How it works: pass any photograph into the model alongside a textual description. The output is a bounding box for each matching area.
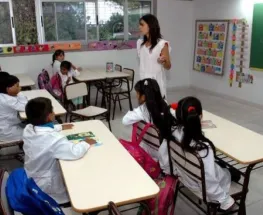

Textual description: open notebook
[201,120,216,129]
[67,131,102,146]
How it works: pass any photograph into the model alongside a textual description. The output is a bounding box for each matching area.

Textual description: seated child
[161,96,235,211]
[122,78,176,172]
[52,50,80,76]
[59,60,82,106]
[0,74,27,141]
[23,97,95,204]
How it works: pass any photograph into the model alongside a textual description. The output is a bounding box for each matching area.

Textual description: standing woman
[137,14,171,98]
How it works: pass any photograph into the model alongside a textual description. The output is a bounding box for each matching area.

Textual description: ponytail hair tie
[188,106,195,112]
[170,103,178,110]
[144,80,148,86]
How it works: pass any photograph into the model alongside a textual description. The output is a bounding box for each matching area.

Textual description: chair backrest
[115,64,122,72]
[136,121,161,152]
[0,169,14,215]
[168,138,207,201]
[123,68,135,90]
[108,202,121,215]
[65,82,88,101]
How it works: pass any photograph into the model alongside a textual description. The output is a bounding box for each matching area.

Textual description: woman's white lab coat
[23,124,90,204]
[137,39,171,98]
[160,128,234,210]
[0,92,27,141]
[122,103,170,172]
[52,60,61,76]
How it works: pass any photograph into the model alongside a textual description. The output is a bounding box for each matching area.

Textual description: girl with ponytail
[167,97,235,211]
[122,78,176,170]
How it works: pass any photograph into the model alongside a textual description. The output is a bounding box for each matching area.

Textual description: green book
[67,131,102,146]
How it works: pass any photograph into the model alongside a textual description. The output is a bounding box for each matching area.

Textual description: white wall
[0,0,194,89]
[191,0,263,105]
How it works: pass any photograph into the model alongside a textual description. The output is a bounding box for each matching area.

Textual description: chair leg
[117,95,122,111]
[207,201,220,215]
[107,112,112,132]
[95,88,99,106]
[112,95,117,120]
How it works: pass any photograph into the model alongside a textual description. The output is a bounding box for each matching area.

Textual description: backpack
[6,168,64,215]
[50,72,64,101]
[141,176,178,215]
[119,123,161,179]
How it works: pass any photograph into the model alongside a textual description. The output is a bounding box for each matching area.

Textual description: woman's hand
[158,43,171,70]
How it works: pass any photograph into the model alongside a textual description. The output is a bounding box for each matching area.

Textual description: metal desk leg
[238,163,256,215]
[125,77,133,111]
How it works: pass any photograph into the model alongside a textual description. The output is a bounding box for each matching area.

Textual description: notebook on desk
[202,120,216,129]
[67,131,102,146]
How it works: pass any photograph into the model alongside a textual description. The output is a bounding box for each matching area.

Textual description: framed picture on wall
[193,20,229,76]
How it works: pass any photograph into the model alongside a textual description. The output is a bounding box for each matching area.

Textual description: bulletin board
[250,3,263,71]
[193,20,229,76]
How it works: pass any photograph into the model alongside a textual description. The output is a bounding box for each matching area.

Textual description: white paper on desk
[202,120,216,129]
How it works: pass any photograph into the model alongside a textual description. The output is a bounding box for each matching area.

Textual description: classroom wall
[191,0,263,105]
[0,0,194,89]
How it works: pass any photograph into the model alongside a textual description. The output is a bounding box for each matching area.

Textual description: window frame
[0,0,16,47]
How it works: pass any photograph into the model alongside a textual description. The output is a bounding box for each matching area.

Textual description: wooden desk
[59,120,159,213]
[203,110,263,165]
[19,89,66,119]
[75,68,130,82]
[16,74,35,88]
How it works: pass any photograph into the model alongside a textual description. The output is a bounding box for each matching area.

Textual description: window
[42,1,86,42]
[0,0,15,46]
[128,0,151,39]
[0,0,153,47]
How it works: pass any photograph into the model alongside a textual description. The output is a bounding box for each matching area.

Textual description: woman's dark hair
[135,78,176,141]
[52,49,65,66]
[0,75,19,94]
[26,97,53,126]
[175,97,215,157]
[139,14,162,51]
[60,61,72,71]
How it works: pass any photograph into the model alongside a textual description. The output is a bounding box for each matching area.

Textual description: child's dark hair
[135,78,176,141]
[175,97,215,157]
[60,61,72,71]
[25,97,53,126]
[0,75,19,94]
[52,49,65,66]
[140,14,162,51]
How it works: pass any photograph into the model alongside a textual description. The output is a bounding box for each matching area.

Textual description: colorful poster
[14,45,50,53]
[0,47,14,55]
[87,40,136,51]
[49,42,81,51]
[193,20,229,76]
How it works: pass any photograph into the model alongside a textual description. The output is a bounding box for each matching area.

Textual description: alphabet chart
[193,20,229,76]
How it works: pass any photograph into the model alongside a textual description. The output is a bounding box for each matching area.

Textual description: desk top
[19,89,66,119]
[59,120,159,213]
[16,74,35,88]
[203,110,263,164]
[75,68,130,82]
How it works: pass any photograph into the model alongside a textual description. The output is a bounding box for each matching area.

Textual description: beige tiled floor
[2,88,263,215]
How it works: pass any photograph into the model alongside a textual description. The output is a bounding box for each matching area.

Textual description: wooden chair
[167,138,243,215]
[0,140,24,163]
[108,202,122,215]
[136,121,161,152]
[105,68,135,120]
[64,82,111,131]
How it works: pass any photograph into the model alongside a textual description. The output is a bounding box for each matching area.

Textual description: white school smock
[137,39,171,98]
[159,128,234,210]
[122,103,171,169]
[23,124,90,204]
[52,60,61,76]
[0,92,27,141]
[59,69,80,89]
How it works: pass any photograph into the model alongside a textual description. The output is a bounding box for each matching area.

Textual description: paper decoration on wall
[14,45,50,53]
[193,20,229,76]
[49,43,81,51]
[0,47,14,55]
[229,19,252,88]
[87,40,136,51]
